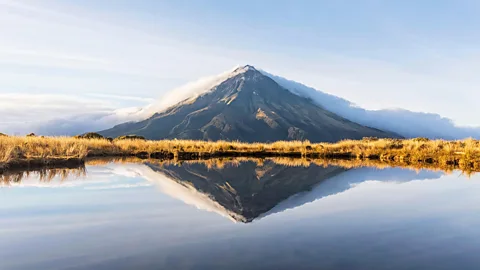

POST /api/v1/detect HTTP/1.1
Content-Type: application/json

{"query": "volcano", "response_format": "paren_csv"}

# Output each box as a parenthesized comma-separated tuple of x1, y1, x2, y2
(99, 65, 398, 142)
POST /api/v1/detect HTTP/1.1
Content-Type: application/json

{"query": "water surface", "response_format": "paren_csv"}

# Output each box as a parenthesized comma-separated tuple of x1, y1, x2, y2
(1, 160, 479, 270)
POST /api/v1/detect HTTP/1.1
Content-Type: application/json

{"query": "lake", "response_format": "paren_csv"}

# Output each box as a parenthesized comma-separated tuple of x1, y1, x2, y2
(1, 160, 480, 270)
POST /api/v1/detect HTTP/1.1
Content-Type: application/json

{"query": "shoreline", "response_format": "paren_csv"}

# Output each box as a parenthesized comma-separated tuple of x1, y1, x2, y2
(0, 150, 477, 176)
(1, 136, 480, 174)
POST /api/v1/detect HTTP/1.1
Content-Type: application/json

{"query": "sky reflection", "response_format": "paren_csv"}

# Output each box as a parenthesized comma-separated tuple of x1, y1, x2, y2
(1, 161, 479, 270)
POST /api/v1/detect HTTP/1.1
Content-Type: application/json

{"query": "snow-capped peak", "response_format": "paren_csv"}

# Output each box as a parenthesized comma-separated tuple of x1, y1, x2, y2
(126, 64, 260, 121)
(233, 64, 258, 73)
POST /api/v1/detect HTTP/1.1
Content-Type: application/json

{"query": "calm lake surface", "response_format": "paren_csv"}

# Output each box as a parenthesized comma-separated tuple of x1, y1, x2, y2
(1, 160, 480, 270)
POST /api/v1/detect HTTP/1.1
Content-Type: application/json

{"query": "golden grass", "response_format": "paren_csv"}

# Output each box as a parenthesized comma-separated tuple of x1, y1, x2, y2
(1, 136, 480, 173)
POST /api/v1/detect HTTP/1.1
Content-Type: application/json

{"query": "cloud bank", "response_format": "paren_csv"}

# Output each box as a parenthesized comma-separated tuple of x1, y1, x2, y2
(0, 93, 148, 136)
(263, 71, 480, 139)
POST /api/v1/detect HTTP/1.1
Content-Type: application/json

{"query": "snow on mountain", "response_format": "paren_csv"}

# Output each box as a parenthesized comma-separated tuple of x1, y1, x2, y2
(135, 66, 249, 119)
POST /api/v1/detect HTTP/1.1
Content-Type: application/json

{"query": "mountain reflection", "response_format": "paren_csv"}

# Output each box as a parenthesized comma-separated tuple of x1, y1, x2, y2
(1, 158, 445, 223)
(146, 161, 346, 222)
(141, 160, 444, 223)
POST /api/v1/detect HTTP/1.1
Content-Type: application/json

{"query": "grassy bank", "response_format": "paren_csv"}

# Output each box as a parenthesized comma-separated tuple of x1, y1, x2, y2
(1, 135, 480, 173)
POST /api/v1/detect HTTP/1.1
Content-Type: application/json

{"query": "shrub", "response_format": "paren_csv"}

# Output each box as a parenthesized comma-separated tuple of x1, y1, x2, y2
(26, 133, 36, 137)
(412, 137, 430, 142)
(0, 133, 7, 137)
(75, 132, 105, 140)
(387, 141, 404, 149)
(115, 135, 146, 141)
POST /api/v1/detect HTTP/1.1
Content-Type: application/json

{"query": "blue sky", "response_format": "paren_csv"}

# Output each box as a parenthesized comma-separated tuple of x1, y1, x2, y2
(1, 0, 480, 130)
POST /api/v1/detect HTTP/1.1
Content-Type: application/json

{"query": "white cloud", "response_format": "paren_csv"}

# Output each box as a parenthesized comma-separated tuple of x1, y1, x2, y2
(0, 93, 112, 123)
(263, 71, 480, 139)
(0, 93, 147, 135)
(85, 93, 155, 103)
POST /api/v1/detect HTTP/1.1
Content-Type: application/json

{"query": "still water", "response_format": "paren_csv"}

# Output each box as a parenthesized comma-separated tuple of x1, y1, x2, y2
(1, 160, 480, 270)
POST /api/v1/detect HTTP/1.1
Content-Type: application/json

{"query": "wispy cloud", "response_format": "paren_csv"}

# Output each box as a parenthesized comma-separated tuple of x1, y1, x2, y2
(85, 93, 155, 103)
(0, 93, 113, 122)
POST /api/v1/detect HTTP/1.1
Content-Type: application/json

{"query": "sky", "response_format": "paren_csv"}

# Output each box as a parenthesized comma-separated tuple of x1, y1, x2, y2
(1, 0, 480, 133)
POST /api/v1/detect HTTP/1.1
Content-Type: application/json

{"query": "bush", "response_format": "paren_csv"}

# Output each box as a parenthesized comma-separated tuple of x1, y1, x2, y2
(386, 141, 404, 149)
(26, 133, 36, 137)
(412, 137, 430, 142)
(0, 133, 7, 137)
(115, 135, 146, 141)
(75, 132, 105, 139)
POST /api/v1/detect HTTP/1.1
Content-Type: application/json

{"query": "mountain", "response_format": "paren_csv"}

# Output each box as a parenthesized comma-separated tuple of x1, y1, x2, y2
(6, 65, 480, 139)
(99, 65, 398, 142)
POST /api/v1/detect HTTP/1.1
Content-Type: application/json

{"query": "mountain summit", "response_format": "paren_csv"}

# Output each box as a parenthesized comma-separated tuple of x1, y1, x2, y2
(99, 65, 397, 142)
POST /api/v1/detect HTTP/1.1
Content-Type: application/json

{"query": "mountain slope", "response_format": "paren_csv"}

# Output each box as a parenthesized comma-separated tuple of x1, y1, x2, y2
(99, 65, 398, 142)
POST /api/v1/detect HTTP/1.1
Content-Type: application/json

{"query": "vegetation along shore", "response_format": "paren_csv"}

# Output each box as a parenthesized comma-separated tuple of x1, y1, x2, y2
(1, 133, 480, 174)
